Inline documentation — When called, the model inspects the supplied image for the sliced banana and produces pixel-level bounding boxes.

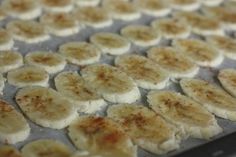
[40,0,73,13]
[115,54,169,89]
[0,74,5,95]
[180,78,236,121]
[73,7,112,28]
[174,11,224,36]
[121,25,161,47]
[22,139,72,157]
[218,69,236,98]
[0,7,7,21]
[55,71,107,114]
[107,104,183,154]
[223,1,236,13]
[169,0,200,11]
[80,64,140,103]
[147,47,199,78]
[90,32,130,55]
[68,116,137,157]
[0,145,22,157]
[71,151,101,157]
[201,0,223,7]
[59,42,101,65]
[16,86,78,129]
[40,12,79,37]
[102,0,140,21]
[2,0,41,20]
[173,39,223,67]
[0,51,23,73]
[0,99,30,144]
[7,66,49,87]
[148,91,222,139]
[134,0,171,17]
[206,35,236,60]
[0,29,14,50]
[6,20,50,44]
[74,0,100,7]
[25,51,66,74]
[151,17,190,39]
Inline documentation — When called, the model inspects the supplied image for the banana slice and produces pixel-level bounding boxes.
[0,74,5,95]
[40,0,73,13]
[73,7,112,28]
[22,139,72,157]
[174,11,224,36]
[0,29,14,50]
[121,25,161,47]
[0,51,23,73]
[201,0,223,6]
[173,39,223,67]
[102,0,140,21]
[223,1,236,13]
[0,99,30,144]
[115,54,169,89]
[16,86,78,129]
[90,32,130,55]
[134,0,171,17]
[6,20,50,44]
[0,7,7,21]
[74,0,100,7]
[40,12,79,37]
[180,78,236,121]
[80,64,140,103]
[169,0,200,11]
[151,17,190,39]
[218,69,236,98]
[0,146,22,157]
[206,35,236,60]
[7,66,49,87]
[147,47,199,78]
[148,91,222,139]
[2,0,41,20]
[68,116,137,157]
[71,151,102,157]
[59,42,101,65]
[107,104,183,154]
[25,51,66,74]
[55,71,107,114]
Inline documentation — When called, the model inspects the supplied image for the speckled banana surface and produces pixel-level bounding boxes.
[0,145,22,157]
[0,51,23,73]
[0,29,14,50]
[40,0,73,13]
[169,0,200,11]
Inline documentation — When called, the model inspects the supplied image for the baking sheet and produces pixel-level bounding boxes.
[1,3,236,157]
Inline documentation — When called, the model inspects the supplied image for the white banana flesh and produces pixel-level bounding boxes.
[201,0,223,7]
[0,51,23,73]
[170,0,200,11]
[74,0,100,7]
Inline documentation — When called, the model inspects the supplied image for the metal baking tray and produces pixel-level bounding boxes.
[1,2,236,157]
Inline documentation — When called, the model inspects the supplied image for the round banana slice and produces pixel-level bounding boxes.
[0,29,14,51]
[102,0,140,21]
[40,0,73,13]
[115,54,169,89]
[218,69,236,98]
[148,91,222,139]
[0,51,23,73]
[74,0,100,7]
[16,86,78,129]
[68,116,137,157]
[90,32,130,55]
[2,0,41,20]
[55,71,106,114]
[25,51,66,74]
[0,74,5,95]
[0,99,30,144]
[0,146,22,157]
[80,64,140,103]
[73,7,112,28]
[22,139,72,157]
[134,0,171,17]
[180,78,236,121]
[6,20,50,44]
[173,39,223,67]
[151,18,190,39]
[174,11,224,36]
[147,47,199,78]
[0,7,7,21]
[206,35,236,60]
[59,42,100,65]
[40,12,79,37]
[169,0,200,11]
[107,104,183,155]
[121,25,161,47]
[7,66,49,87]
[201,0,223,7]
